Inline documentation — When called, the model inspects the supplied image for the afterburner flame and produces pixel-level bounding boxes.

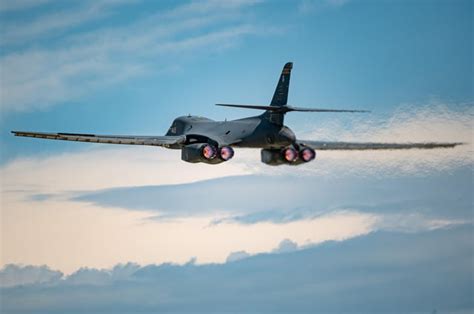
[283,147,298,162]
[300,148,316,162]
[202,145,217,160]
[219,146,234,161]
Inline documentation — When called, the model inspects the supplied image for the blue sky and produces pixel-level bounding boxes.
[0,0,473,313]
[1,0,472,162]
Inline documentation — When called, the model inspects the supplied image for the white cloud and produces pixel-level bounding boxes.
[298,0,350,14]
[268,104,473,176]
[272,238,298,253]
[0,262,141,287]
[164,0,263,19]
[2,226,472,313]
[1,146,252,194]
[2,191,376,274]
[1,1,137,45]
[65,267,111,285]
[226,250,250,262]
[227,238,301,262]
[374,213,468,233]
[0,264,62,287]
[0,0,52,12]
[0,0,263,113]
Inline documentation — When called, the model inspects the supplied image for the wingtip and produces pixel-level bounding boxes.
[427,142,465,148]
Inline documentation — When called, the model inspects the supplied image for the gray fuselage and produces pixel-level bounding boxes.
[165,114,296,149]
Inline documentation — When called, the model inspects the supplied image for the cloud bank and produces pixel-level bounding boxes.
[72,169,473,226]
[0,264,62,288]
[1,226,472,313]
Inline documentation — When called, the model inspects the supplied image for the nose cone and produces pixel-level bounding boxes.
[278,126,296,143]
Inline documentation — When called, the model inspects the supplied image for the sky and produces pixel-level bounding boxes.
[0,0,473,313]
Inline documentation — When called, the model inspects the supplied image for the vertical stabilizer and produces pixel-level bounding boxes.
[271,62,292,107]
[263,62,293,125]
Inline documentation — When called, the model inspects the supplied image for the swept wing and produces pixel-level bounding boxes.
[298,140,463,150]
[11,131,186,147]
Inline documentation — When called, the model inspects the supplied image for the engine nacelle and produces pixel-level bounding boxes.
[181,144,235,164]
[182,143,220,164]
[260,146,316,166]
[261,148,287,166]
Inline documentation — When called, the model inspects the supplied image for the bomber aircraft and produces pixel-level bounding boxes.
[12,62,462,166]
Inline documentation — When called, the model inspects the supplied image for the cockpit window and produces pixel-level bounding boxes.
[169,122,177,134]
[167,119,185,135]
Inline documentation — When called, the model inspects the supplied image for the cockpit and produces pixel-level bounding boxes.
[166,116,215,135]
[166,118,185,135]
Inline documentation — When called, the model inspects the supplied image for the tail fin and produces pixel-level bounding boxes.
[271,62,292,107]
[216,62,369,126]
[263,62,293,125]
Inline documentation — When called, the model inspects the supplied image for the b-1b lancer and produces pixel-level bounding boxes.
[13,62,462,166]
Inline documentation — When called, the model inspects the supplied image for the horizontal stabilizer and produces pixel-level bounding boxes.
[216,104,369,113]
